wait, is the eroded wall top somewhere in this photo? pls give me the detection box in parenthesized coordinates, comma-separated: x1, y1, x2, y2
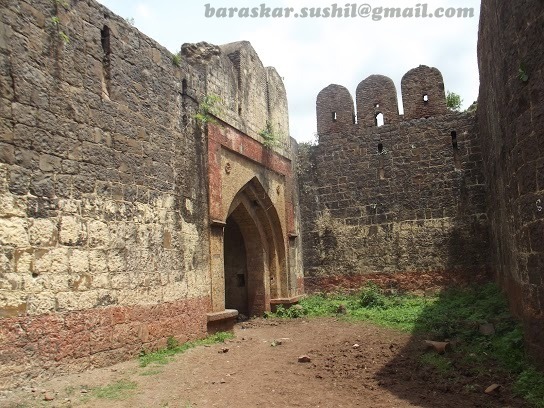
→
(182, 40, 291, 150)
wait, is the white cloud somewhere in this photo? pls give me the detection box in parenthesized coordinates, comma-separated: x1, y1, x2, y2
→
(135, 3, 153, 19)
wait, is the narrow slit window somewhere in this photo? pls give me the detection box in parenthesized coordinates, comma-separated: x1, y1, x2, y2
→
(423, 94, 429, 103)
(378, 143, 385, 180)
(451, 131, 458, 149)
(332, 111, 337, 122)
(376, 113, 384, 127)
(451, 130, 461, 170)
(101, 25, 112, 98)
(182, 79, 187, 95)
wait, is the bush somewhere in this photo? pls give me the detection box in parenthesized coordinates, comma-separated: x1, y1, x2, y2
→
(359, 283, 387, 309)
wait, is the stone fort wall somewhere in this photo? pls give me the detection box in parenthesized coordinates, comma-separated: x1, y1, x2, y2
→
(299, 66, 490, 289)
(477, 0, 544, 366)
(0, 0, 301, 388)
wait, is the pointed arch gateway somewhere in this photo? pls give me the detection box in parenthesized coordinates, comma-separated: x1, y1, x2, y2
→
(210, 177, 288, 320)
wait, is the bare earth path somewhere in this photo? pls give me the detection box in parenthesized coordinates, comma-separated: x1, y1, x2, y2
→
(2, 318, 525, 408)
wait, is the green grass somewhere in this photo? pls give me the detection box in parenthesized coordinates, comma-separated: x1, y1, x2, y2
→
(139, 332, 233, 367)
(515, 367, 544, 407)
(420, 352, 453, 374)
(90, 380, 137, 400)
(266, 282, 544, 407)
(139, 368, 162, 376)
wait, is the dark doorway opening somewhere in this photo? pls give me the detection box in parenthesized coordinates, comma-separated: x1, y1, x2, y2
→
(224, 215, 249, 316)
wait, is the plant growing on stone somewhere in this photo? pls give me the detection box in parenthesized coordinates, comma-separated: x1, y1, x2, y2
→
(172, 53, 181, 67)
(259, 121, 280, 149)
(518, 64, 529, 82)
(193, 94, 222, 126)
(58, 30, 70, 44)
(49, 0, 70, 45)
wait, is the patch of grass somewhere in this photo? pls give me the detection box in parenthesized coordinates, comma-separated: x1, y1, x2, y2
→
(271, 284, 431, 332)
(90, 380, 137, 400)
(139, 368, 162, 376)
(514, 367, 544, 408)
(139, 332, 234, 368)
(64, 385, 76, 396)
(266, 304, 305, 318)
(420, 352, 453, 374)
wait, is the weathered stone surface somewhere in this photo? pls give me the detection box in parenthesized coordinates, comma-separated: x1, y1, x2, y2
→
(0, 0, 300, 391)
(0, 218, 28, 247)
(477, 0, 544, 368)
(59, 216, 87, 246)
(303, 75, 489, 278)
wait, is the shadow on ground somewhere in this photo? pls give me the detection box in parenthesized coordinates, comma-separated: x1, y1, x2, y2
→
(372, 285, 528, 408)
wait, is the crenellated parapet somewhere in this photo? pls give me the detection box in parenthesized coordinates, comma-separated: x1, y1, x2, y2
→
(401, 65, 447, 120)
(356, 75, 399, 127)
(316, 84, 355, 135)
(317, 66, 449, 135)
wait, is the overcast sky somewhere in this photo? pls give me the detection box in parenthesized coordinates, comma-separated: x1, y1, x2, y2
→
(97, 0, 481, 142)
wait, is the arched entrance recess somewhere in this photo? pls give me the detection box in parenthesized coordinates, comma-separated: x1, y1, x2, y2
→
(222, 177, 287, 316)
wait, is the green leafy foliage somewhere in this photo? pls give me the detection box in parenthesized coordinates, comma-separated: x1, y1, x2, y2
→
(49, 2, 70, 46)
(359, 282, 387, 308)
(166, 336, 180, 350)
(269, 304, 306, 318)
(446, 91, 463, 111)
(172, 53, 181, 67)
(58, 31, 70, 44)
(515, 367, 544, 407)
(259, 121, 280, 148)
(518, 64, 529, 82)
(193, 94, 222, 126)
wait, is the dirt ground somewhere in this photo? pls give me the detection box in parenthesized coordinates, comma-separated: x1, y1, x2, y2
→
(1, 317, 527, 408)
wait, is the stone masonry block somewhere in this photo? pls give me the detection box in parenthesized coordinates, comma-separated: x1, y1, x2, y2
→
(0, 217, 28, 247)
(59, 216, 87, 246)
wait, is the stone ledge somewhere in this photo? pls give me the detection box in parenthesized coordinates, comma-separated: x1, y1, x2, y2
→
(210, 219, 227, 227)
(270, 296, 304, 307)
(206, 309, 238, 323)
